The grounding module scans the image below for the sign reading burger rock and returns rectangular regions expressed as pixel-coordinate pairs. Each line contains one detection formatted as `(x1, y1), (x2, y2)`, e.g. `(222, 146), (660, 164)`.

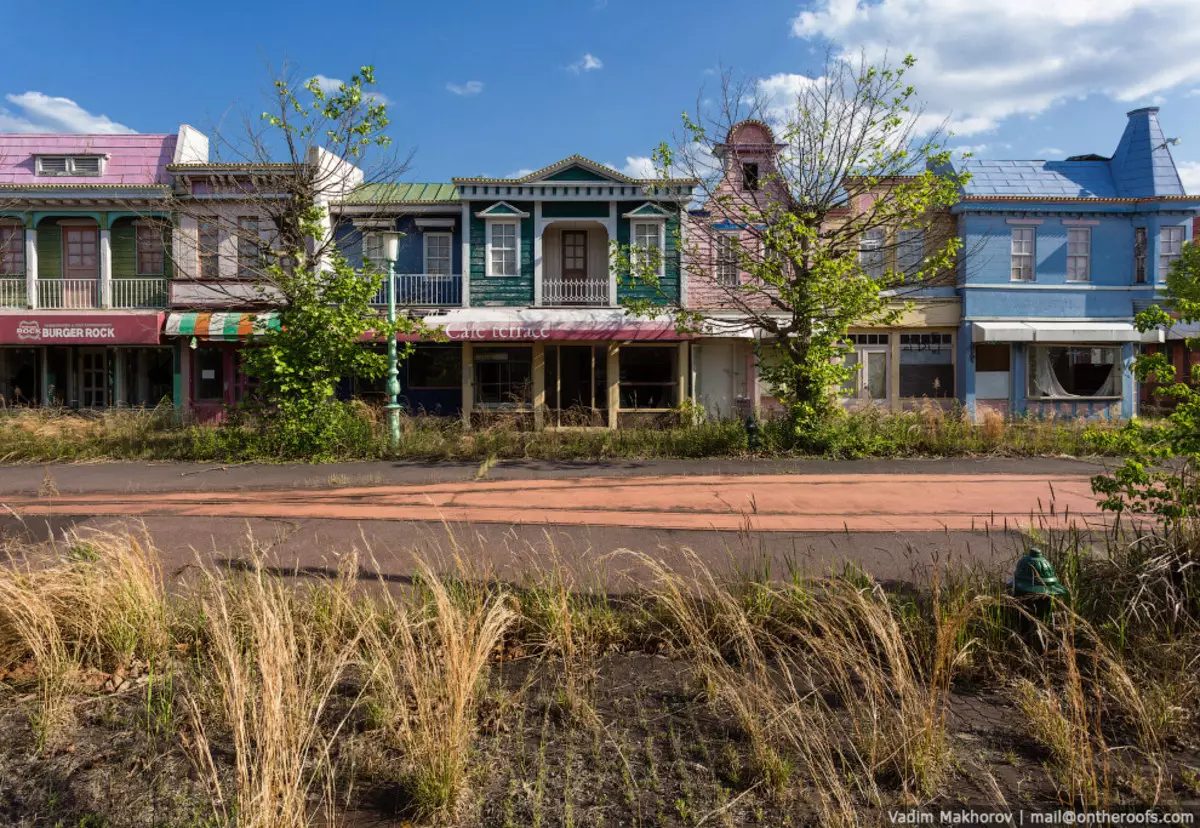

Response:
(0, 314), (164, 345)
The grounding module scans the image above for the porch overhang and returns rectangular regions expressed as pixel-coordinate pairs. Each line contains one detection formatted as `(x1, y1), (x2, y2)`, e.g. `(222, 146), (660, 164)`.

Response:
(165, 311), (280, 341)
(971, 320), (1163, 344)
(400, 308), (687, 342)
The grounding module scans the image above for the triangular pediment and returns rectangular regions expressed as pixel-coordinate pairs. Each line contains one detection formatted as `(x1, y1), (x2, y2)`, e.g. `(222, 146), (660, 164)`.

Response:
(519, 156), (633, 184)
(622, 202), (673, 219)
(474, 200), (530, 218)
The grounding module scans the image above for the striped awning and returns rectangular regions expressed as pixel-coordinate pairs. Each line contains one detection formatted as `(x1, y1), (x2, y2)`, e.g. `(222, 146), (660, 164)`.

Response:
(165, 312), (280, 341)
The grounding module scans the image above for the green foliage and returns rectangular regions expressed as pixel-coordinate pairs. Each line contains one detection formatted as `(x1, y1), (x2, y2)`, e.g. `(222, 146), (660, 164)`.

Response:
(240, 66), (422, 459)
(1090, 241), (1200, 522)
(615, 54), (968, 450)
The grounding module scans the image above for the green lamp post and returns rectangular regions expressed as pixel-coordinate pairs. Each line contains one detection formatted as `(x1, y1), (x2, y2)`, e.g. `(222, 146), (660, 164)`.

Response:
(378, 230), (403, 449)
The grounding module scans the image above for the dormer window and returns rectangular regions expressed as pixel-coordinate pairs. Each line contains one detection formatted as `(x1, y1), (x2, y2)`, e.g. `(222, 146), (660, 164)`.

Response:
(741, 162), (760, 192)
(35, 155), (104, 177)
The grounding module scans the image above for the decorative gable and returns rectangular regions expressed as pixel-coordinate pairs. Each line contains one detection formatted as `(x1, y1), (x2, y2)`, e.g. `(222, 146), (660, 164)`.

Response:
(622, 202), (672, 219)
(519, 155), (633, 184)
(474, 201), (530, 218)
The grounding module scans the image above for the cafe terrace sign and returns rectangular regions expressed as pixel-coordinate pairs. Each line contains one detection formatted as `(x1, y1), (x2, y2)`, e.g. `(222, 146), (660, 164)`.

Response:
(397, 312), (685, 342)
(1, 314), (164, 345)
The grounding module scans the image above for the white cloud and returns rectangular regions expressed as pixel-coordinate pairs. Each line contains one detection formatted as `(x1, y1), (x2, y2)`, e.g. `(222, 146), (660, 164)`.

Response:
(446, 80), (484, 96)
(951, 143), (989, 156)
(568, 54), (604, 73)
(792, 0), (1200, 135)
(309, 74), (393, 105)
(0, 92), (134, 134)
(506, 168), (536, 179)
(1177, 161), (1200, 194)
(1037, 146), (1065, 157)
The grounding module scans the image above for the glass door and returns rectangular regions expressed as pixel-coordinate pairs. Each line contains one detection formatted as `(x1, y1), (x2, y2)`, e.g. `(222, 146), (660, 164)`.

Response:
(80, 348), (108, 408)
(863, 348), (888, 401)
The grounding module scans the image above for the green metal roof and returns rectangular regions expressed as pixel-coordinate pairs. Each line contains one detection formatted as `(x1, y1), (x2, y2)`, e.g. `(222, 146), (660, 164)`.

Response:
(343, 182), (459, 204)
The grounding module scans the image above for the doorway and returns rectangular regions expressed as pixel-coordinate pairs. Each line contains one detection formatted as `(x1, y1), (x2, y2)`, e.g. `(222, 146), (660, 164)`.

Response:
(79, 348), (108, 408)
(563, 231), (587, 283)
(545, 344), (607, 426)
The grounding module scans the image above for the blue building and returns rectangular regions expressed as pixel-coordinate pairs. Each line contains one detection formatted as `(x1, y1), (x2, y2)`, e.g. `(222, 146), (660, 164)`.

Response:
(949, 107), (1200, 419)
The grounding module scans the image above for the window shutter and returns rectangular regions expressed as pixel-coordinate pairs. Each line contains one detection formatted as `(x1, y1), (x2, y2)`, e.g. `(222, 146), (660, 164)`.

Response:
(37, 157), (68, 175)
(72, 156), (102, 175)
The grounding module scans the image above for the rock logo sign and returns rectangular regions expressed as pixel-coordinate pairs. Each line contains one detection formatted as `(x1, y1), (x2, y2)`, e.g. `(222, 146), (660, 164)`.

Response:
(16, 320), (118, 341)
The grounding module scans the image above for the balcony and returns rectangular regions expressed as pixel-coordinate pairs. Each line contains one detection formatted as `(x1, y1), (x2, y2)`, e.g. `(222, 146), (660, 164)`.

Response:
(372, 273), (463, 307)
(542, 275), (609, 306)
(2, 278), (170, 310)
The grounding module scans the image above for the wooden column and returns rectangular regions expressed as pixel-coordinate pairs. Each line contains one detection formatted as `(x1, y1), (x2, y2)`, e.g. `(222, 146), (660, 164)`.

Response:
(606, 343), (619, 429)
(99, 228), (113, 308)
(25, 227), (37, 309)
(677, 341), (689, 412)
(461, 341), (474, 427)
(888, 331), (901, 412)
(532, 342), (546, 429)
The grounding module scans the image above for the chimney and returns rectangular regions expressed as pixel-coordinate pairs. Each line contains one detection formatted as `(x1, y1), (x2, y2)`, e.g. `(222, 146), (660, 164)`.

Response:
(1110, 107), (1184, 197)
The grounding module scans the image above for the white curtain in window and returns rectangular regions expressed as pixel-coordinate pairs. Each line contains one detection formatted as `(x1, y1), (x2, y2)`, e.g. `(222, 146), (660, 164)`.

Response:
(1029, 347), (1118, 398)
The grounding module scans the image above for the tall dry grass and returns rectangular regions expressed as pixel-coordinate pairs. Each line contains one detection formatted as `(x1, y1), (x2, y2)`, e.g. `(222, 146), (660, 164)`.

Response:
(184, 554), (364, 828)
(628, 549), (977, 825)
(357, 557), (516, 817)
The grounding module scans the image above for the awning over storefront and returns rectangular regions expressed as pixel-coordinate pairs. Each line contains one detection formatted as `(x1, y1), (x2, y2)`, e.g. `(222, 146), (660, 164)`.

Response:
(165, 312), (280, 341)
(400, 308), (687, 342)
(0, 313), (163, 345)
(971, 321), (1163, 344)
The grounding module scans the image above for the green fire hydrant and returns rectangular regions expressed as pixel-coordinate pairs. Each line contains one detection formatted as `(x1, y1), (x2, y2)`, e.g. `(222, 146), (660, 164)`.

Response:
(1012, 546), (1069, 629)
(745, 416), (761, 452)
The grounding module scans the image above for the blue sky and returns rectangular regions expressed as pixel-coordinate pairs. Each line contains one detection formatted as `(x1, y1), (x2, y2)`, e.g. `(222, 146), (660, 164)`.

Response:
(2, 0), (1199, 189)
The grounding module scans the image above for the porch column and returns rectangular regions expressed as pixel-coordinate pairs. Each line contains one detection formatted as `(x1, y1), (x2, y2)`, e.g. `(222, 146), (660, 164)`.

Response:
(99, 228), (113, 308)
(112, 348), (125, 407)
(532, 342), (546, 429)
(677, 341), (689, 413)
(607, 202), (618, 307)
(533, 202), (543, 307)
(25, 227), (37, 310)
(460, 203), (471, 307)
(461, 341), (474, 427)
(888, 331), (901, 412)
(606, 343), (619, 429)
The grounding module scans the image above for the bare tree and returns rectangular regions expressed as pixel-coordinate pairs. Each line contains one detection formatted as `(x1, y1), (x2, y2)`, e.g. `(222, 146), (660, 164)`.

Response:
(625, 51), (968, 443)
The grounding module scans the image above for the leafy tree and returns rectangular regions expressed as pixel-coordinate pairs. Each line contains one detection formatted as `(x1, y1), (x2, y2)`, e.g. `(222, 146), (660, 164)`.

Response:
(1090, 241), (1200, 523)
(169, 66), (426, 457)
(617, 52), (966, 446)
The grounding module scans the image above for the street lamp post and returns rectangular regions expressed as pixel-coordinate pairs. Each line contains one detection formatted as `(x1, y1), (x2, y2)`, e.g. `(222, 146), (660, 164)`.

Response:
(379, 231), (403, 449)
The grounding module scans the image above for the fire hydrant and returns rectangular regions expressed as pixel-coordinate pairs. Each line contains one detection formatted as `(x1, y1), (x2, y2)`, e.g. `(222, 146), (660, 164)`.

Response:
(745, 416), (761, 452)
(1011, 546), (1069, 629)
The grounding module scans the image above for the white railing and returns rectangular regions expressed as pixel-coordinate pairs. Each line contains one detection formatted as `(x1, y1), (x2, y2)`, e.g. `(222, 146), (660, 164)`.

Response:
(542, 276), (609, 306)
(0, 277), (26, 308)
(112, 278), (168, 309)
(372, 273), (463, 307)
(38, 279), (98, 309)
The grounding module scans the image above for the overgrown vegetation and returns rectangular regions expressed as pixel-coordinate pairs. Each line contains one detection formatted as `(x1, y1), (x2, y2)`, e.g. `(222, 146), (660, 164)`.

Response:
(0, 402), (1120, 463)
(0, 516), (1196, 825)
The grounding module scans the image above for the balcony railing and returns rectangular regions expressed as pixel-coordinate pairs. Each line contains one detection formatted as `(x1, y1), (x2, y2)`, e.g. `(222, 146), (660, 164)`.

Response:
(112, 278), (168, 309)
(38, 279), (98, 310)
(542, 276), (609, 306)
(372, 273), (463, 307)
(0, 277), (26, 308)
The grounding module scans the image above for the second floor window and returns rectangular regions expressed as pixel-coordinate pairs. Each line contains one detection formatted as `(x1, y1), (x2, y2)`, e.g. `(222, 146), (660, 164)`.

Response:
(1011, 226), (1035, 282)
(136, 224), (165, 275)
(488, 221), (518, 276)
(198, 219), (219, 279)
(1161, 225), (1186, 279)
(1066, 227), (1091, 282)
(363, 232), (385, 270)
(424, 232), (452, 275)
(897, 229), (924, 277)
(860, 229), (885, 279)
(633, 222), (663, 275)
(715, 233), (739, 286)
(0, 223), (24, 275)
(741, 163), (759, 192)
(238, 217), (260, 279)
(1134, 227), (1148, 284)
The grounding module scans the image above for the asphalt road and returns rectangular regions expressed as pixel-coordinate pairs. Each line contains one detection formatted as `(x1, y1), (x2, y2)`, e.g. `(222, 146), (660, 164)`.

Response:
(0, 457), (1111, 587)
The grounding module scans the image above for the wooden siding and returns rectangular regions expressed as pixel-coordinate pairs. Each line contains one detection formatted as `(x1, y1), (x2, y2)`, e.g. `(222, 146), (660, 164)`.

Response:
(468, 201), (535, 306)
(616, 203), (681, 305)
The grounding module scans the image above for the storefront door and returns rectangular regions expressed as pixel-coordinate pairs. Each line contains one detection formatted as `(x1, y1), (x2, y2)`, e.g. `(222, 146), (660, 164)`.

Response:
(79, 347), (108, 408)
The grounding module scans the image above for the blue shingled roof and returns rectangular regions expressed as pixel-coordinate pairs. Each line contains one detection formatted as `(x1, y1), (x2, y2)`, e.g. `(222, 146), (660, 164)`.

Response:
(958, 160), (1118, 198)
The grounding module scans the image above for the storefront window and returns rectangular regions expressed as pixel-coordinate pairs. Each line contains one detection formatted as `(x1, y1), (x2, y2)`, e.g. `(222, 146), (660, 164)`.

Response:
(474, 346), (532, 407)
(194, 347), (225, 401)
(899, 333), (954, 398)
(409, 346), (461, 389)
(1028, 346), (1120, 399)
(619, 346), (678, 409)
(0, 348), (39, 405)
